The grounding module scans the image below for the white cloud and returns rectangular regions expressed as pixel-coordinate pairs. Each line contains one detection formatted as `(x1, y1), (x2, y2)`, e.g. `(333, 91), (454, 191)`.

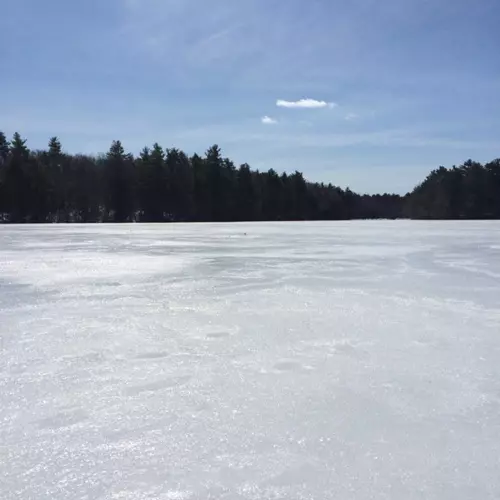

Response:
(345, 113), (358, 121)
(276, 98), (336, 109)
(261, 116), (278, 124)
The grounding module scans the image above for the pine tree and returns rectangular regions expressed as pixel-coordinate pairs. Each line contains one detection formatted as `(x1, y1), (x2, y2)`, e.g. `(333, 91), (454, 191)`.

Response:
(48, 136), (62, 157)
(290, 171), (308, 219)
(166, 148), (194, 221)
(485, 159), (500, 218)
(262, 169), (284, 220)
(0, 132), (9, 216)
(44, 136), (66, 220)
(4, 133), (30, 221)
(149, 143), (167, 221)
(106, 140), (133, 222)
(0, 131), (9, 165)
(204, 145), (236, 221)
(236, 163), (257, 221)
(192, 153), (209, 220)
(136, 147), (150, 220)
(10, 132), (29, 157)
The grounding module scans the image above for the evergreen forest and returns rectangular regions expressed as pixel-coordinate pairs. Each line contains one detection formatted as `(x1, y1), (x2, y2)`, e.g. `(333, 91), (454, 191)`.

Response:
(0, 131), (498, 223)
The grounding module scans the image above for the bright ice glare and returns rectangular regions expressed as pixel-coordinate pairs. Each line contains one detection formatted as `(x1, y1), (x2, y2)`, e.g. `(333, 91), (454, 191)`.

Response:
(1, 222), (500, 499)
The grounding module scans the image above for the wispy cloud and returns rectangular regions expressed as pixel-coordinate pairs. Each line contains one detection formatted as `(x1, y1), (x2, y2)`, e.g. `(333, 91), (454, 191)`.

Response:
(261, 116), (278, 125)
(119, 0), (277, 73)
(276, 98), (336, 109)
(173, 123), (500, 151)
(345, 113), (358, 121)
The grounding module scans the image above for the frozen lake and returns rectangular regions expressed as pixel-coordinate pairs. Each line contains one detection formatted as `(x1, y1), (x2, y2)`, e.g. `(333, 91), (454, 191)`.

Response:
(1, 221), (500, 500)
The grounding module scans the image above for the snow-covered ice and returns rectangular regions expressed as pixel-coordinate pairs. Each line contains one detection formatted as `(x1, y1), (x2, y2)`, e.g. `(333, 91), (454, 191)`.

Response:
(1, 221), (500, 500)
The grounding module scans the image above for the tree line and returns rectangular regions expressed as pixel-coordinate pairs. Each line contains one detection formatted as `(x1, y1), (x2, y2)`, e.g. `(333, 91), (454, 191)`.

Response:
(403, 160), (500, 219)
(0, 131), (498, 222)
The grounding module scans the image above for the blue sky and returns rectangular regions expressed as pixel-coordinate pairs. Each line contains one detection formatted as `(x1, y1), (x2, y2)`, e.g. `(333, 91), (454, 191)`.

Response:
(2, 0), (499, 193)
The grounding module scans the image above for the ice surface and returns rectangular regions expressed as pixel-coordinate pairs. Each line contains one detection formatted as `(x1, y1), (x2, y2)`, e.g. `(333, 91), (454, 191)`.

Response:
(1, 221), (500, 500)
